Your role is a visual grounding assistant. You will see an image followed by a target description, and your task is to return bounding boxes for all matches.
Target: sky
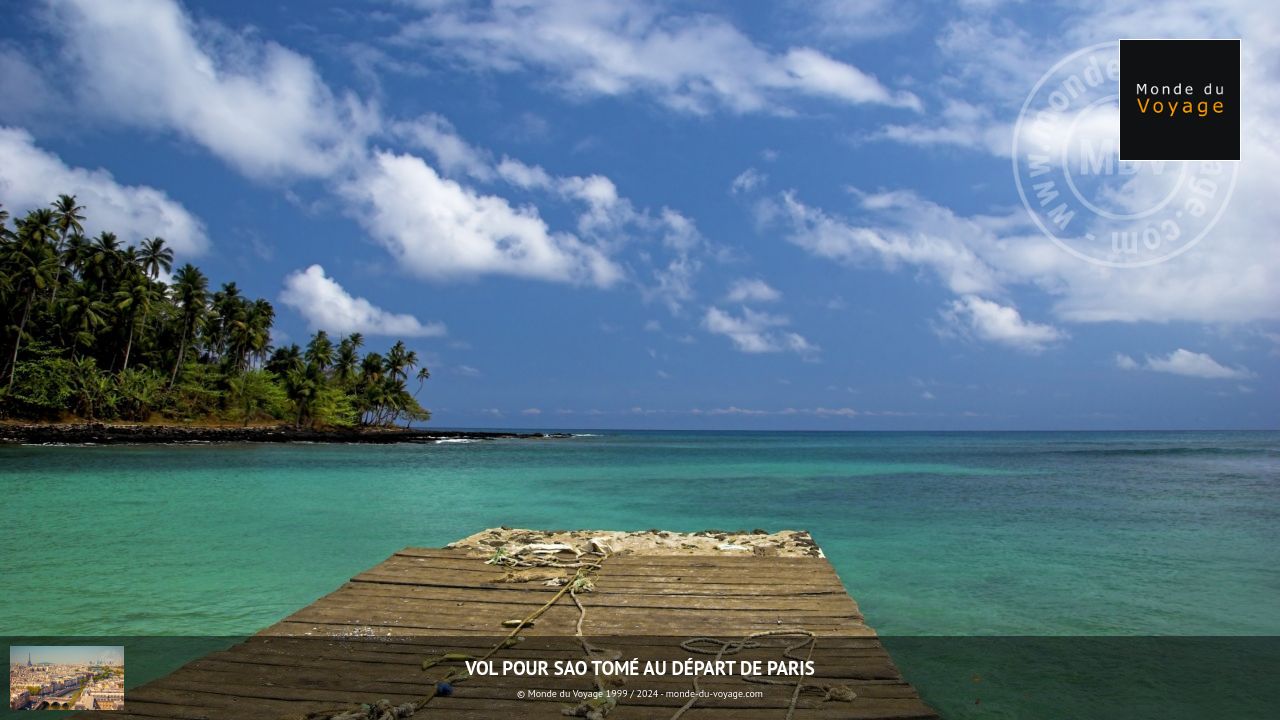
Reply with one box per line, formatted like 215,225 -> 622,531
9,645 -> 123,665
0,0 -> 1275,430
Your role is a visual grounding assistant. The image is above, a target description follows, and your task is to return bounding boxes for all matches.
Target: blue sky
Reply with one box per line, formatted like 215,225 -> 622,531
0,0 -> 1275,430
9,645 -> 123,665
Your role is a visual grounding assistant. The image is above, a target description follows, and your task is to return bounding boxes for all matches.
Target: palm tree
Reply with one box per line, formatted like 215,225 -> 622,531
89,231 -> 122,279
283,366 -> 319,428
51,195 -> 85,248
169,264 -> 208,386
61,287 -> 109,359
113,270 -> 156,371
385,340 -> 418,382
333,335 -> 361,387
266,344 -> 303,377
304,330 -> 334,372
138,237 -> 173,280
63,233 -> 92,277
244,299 -> 274,370
49,195 -> 85,297
4,210 -> 59,390
414,366 -> 430,398
208,282 -> 242,363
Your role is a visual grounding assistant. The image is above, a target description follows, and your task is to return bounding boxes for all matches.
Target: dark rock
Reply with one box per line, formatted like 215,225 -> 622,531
0,423 -> 564,446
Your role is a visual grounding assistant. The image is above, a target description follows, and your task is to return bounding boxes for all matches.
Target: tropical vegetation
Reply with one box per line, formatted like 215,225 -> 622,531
0,194 -> 430,427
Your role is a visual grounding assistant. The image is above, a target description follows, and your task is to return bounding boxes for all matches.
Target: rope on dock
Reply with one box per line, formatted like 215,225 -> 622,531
669,630 -> 857,720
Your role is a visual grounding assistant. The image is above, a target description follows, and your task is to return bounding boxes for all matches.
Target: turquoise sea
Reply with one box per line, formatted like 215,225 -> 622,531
2,431 -> 1278,717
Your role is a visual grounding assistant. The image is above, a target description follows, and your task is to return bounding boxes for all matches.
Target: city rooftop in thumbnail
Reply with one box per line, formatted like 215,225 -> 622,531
9,646 -> 124,711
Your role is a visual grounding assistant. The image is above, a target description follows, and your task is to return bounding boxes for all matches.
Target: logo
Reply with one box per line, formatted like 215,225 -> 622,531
1013,41 -> 1238,267
1120,39 -> 1240,161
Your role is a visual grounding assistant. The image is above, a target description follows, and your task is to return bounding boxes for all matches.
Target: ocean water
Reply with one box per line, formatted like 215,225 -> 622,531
2,431 -> 1277,717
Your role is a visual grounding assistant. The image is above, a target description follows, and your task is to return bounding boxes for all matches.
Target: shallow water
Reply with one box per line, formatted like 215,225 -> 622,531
3,430 -> 1277,717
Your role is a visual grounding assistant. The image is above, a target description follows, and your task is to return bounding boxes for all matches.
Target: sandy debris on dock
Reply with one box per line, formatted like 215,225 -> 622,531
447,527 -> 824,558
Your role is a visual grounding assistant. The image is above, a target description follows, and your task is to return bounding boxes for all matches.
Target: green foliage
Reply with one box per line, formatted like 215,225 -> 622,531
311,383 -> 357,428
5,349 -> 75,419
166,362 -> 223,420
114,368 -> 165,421
68,357 -> 115,420
228,370 -> 288,425
0,193 -> 433,427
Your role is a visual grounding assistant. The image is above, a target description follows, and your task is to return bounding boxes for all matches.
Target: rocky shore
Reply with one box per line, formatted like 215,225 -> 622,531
0,422 -> 570,445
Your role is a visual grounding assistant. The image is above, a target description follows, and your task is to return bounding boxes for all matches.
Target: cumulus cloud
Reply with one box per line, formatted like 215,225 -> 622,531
776,183 -> 1280,326
0,126 -> 207,255
29,0 -> 710,298
279,265 -> 446,337
939,295 -> 1067,353
1118,348 -> 1255,380
493,157 -> 712,309
394,0 -> 919,114
341,151 -> 623,286
779,190 -> 1000,296
393,113 -> 494,181
46,0 -> 374,180
725,278 -> 781,303
703,306 -> 818,356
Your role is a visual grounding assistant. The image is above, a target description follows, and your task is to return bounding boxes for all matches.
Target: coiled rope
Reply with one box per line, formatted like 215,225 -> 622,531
669,629 -> 856,720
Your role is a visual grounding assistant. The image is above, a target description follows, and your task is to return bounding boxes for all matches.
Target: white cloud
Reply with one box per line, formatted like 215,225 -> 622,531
777,183 -> 1280,326
393,113 -> 493,180
699,406 -> 770,416
0,44 -> 52,124
779,48 -> 920,110
47,0 -> 374,180
521,407 -> 542,415
1119,348 -> 1255,380
693,406 -> 885,418
35,0 -> 713,303
725,278 -> 781,303
279,264 -> 446,337
0,126 -> 208,255
940,295 -> 1067,353
829,0 -> 1280,332
780,190 -> 1000,296
703,306 -> 818,356
868,99 -> 1012,156
395,0 -> 919,115
341,150 -> 623,286
1114,353 -> 1139,370
787,0 -> 916,42
492,156 -> 711,308
730,168 -> 766,194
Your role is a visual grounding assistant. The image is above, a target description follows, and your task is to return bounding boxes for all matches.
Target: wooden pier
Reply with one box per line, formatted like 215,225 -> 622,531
79,531 -> 938,719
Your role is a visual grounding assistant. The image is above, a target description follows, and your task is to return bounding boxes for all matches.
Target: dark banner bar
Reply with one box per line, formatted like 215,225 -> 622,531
5,636 -> 1277,719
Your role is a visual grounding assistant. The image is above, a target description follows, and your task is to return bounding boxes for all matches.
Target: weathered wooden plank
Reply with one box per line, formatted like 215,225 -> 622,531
73,543 -> 935,720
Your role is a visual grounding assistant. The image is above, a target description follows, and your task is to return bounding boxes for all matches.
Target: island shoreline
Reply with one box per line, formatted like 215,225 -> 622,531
0,422 -> 570,445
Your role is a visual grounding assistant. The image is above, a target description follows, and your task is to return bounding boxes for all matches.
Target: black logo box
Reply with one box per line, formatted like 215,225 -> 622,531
1120,39 -> 1240,161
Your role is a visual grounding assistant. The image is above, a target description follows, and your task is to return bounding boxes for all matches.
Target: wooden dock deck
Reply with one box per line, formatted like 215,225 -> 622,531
82,535 -> 938,719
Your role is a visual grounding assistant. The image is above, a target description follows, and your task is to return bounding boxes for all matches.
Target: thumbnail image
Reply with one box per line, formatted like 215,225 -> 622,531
9,646 -> 124,711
